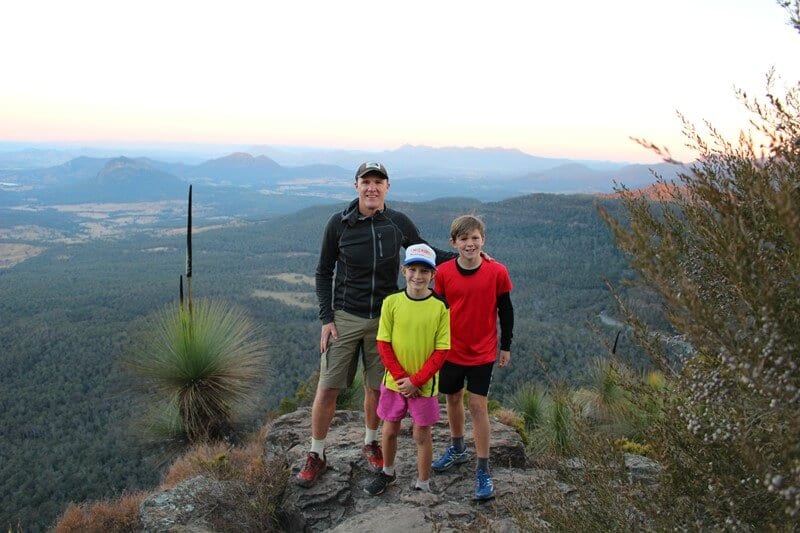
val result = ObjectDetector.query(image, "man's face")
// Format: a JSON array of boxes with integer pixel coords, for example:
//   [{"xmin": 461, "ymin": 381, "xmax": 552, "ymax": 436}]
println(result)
[{"xmin": 355, "ymin": 173, "xmax": 389, "ymax": 215}]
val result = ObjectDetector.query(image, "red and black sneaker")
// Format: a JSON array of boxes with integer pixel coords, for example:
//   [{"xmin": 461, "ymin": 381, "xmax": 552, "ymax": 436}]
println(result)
[
  {"xmin": 297, "ymin": 451, "xmax": 327, "ymax": 487},
  {"xmin": 362, "ymin": 440, "xmax": 384, "ymax": 471}
]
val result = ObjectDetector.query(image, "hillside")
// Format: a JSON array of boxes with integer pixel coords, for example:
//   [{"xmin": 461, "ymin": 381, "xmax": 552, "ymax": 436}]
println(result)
[{"xmin": 0, "ymin": 193, "xmax": 664, "ymax": 530}]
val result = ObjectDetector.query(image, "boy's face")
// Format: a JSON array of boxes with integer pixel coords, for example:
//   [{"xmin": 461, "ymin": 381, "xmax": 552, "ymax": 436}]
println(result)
[
  {"xmin": 452, "ymin": 228, "xmax": 484, "ymax": 259},
  {"xmin": 403, "ymin": 263, "xmax": 434, "ymax": 290}
]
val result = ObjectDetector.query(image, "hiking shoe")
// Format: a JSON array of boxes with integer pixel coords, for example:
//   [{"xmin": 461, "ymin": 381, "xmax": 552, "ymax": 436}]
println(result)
[
  {"xmin": 364, "ymin": 471, "xmax": 397, "ymax": 496},
  {"xmin": 474, "ymin": 468, "xmax": 495, "ymax": 500},
  {"xmin": 431, "ymin": 445, "xmax": 469, "ymax": 472},
  {"xmin": 297, "ymin": 451, "xmax": 326, "ymax": 487},
  {"xmin": 362, "ymin": 440, "xmax": 384, "ymax": 470}
]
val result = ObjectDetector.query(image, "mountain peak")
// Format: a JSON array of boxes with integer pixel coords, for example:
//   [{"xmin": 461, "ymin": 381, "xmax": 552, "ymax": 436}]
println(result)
[{"xmin": 225, "ymin": 152, "xmax": 255, "ymax": 161}]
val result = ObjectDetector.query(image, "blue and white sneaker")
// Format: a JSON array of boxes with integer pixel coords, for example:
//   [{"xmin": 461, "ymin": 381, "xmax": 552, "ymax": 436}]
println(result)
[
  {"xmin": 431, "ymin": 445, "xmax": 469, "ymax": 472},
  {"xmin": 474, "ymin": 468, "xmax": 495, "ymax": 500}
]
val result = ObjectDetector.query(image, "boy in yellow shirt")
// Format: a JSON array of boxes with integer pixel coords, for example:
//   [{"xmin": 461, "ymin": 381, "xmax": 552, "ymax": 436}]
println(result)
[{"xmin": 364, "ymin": 244, "xmax": 450, "ymax": 495}]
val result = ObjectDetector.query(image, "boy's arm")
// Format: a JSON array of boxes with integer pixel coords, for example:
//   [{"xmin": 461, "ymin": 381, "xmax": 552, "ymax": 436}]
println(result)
[
  {"xmin": 410, "ymin": 349, "xmax": 449, "ymax": 388},
  {"xmin": 377, "ymin": 340, "xmax": 409, "ymax": 381},
  {"xmin": 498, "ymin": 292, "xmax": 514, "ymax": 351}
]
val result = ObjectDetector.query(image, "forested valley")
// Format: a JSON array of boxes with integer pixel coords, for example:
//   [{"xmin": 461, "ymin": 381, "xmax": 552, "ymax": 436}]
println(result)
[{"xmin": 0, "ymin": 192, "xmax": 665, "ymax": 530}]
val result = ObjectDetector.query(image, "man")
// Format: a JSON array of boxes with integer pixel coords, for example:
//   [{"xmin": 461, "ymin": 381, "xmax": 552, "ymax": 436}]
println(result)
[{"xmin": 298, "ymin": 161, "xmax": 455, "ymax": 487}]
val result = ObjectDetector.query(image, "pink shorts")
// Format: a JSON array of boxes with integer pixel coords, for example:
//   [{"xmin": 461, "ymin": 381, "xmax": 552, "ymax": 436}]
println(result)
[{"xmin": 377, "ymin": 384, "xmax": 440, "ymax": 427}]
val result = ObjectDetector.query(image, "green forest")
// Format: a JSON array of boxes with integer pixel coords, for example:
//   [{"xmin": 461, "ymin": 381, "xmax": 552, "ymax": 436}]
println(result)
[{"xmin": 0, "ymin": 192, "xmax": 664, "ymax": 530}]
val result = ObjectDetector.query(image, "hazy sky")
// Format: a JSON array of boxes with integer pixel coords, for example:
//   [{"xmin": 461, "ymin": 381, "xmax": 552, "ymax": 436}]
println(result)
[{"xmin": 1, "ymin": 0, "xmax": 798, "ymax": 163}]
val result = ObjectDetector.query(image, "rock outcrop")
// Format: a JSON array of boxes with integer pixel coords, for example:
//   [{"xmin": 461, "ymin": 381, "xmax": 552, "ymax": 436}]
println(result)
[
  {"xmin": 140, "ymin": 405, "xmax": 548, "ymax": 531},
  {"xmin": 140, "ymin": 406, "xmax": 660, "ymax": 531},
  {"xmin": 268, "ymin": 407, "xmax": 541, "ymax": 532}
]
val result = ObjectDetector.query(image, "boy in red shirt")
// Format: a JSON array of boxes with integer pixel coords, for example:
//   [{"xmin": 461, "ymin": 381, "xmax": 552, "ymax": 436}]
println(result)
[{"xmin": 431, "ymin": 215, "xmax": 514, "ymax": 500}]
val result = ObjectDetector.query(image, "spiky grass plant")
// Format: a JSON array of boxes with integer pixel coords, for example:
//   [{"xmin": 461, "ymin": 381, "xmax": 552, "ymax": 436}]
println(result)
[
  {"xmin": 573, "ymin": 357, "xmax": 636, "ymax": 435},
  {"xmin": 529, "ymin": 384, "xmax": 577, "ymax": 458},
  {"xmin": 129, "ymin": 299, "xmax": 267, "ymax": 443},
  {"xmin": 508, "ymin": 383, "xmax": 550, "ymax": 434}
]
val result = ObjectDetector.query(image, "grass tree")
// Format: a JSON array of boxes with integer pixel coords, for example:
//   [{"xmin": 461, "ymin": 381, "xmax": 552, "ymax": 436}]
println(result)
[
  {"xmin": 528, "ymin": 384, "xmax": 576, "ymax": 458},
  {"xmin": 127, "ymin": 185, "xmax": 267, "ymax": 443},
  {"xmin": 508, "ymin": 383, "xmax": 550, "ymax": 434}
]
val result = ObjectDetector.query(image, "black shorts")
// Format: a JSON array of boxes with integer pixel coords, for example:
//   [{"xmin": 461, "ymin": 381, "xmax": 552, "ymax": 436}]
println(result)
[{"xmin": 438, "ymin": 361, "xmax": 494, "ymax": 397}]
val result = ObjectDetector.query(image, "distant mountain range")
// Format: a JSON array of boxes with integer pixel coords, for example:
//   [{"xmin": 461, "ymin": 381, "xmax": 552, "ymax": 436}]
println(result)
[
  {"xmin": 0, "ymin": 144, "xmax": 688, "ymax": 211},
  {"xmin": 248, "ymin": 143, "xmax": 626, "ymax": 175}
]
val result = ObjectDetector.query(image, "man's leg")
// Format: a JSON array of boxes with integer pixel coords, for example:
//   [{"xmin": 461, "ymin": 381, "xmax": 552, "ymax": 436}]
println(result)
[
  {"xmin": 311, "ymin": 385, "xmax": 340, "ymax": 440},
  {"xmin": 299, "ymin": 311, "xmax": 361, "ymax": 487},
  {"xmin": 361, "ymin": 319, "xmax": 385, "ymax": 469},
  {"xmin": 297, "ymin": 384, "xmax": 339, "ymax": 487},
  {"xmin": 364, "ymin": 386, "xmax": 381, "ymax": 432}
]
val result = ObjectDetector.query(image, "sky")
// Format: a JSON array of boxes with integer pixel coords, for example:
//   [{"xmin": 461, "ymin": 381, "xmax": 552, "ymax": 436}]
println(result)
[{"xmin": 1, "ymin": 0, "xmax": 798, "ymax": 163}]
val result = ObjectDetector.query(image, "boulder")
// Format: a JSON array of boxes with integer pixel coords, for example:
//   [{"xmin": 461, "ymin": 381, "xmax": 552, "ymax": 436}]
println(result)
[{"xmin": 269, "ymin": 405, "xmax": 534, "ymax": 532}]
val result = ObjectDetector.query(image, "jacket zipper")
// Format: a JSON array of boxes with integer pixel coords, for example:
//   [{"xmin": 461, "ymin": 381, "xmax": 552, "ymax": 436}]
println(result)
[{"xmin": 370, "ymin": 220, "xmax": 377, "ymax": 318}]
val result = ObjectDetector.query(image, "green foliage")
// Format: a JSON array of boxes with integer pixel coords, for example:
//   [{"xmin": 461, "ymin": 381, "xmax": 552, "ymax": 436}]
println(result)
[
  {"xmin": 613, "ymin": 437, "xmax": 653, "ymax": 457},
  {"xmin": 0, "ymin": 191, "xmax": 647, "ymax": 529},
  {"xmin": 335, "ymin": 371, "xmax": 365, "ymax": 411},
  {"xmin": 529, "ymin": 385, "xmax": 577, "ymax": 457},
  {"xmin": 508, "ymin": 383, "xmax": 550, "ymax": 433},
  {"xmin": 573, "ymin": 357, "xmax": 635, "ymax": 428},
  {"xmin": 592, "ymin": 7, "xmax": 800, "ymax": 527},
  {"xmin": 126, "ymin": 300, "xmax": 268, "ymax": 443}
]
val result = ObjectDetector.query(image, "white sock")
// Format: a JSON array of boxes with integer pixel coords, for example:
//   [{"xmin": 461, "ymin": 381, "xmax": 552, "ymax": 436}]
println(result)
[
  {"xmin": 383, "ymin": 465, "xmax": 396, "ymax": 476},
  {"xmin": 365, "ymin": 427, "xmax": 379, "ymax": 445},
  {"xmin": 415, "ymin": 479, "xmax": 430, "ymax": 492},
  {"xmin": 310, "ymin": 438, "xmax": 325, "ymax": 455}
]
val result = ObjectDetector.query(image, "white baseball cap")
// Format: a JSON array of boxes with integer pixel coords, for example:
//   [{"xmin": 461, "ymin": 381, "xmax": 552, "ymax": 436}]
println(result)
[{"xmin": 403, "ymin": 243, "xmax": 436, "ymax": 268}]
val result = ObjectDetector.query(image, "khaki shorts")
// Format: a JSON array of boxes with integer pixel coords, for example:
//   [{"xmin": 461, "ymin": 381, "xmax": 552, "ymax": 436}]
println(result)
[{"xmin": 319, "ymin": 310, "xmax": 384, "ymax": 390}]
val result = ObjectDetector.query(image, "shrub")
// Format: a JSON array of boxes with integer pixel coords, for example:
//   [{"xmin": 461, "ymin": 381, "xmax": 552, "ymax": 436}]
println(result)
[{"xmin": 593, "ymin": 4, "xmax": 800, "ymax": 526}]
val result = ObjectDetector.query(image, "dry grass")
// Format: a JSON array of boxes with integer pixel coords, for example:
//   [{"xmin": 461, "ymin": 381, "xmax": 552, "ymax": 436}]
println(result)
[
  {"xmin": 163, "ymin": 424, "xmax": 270, "ymax": 487},
  {"xmin": 266, "ymin": 272, "xmax": 314, "ymax": 285},
  {"xmin": 0, "ymin": 243, "xmax": 45, "ymax": 268},
  {"xmin": 251, "ymin": 290, "xmax": 316, "ymax": 309},
  {"xmin": 53, "ymin": 491, "xmax": 147, "ymax": 533},
  {"xmin": 53, "ymin": 424, "xmax": 288, "ymax": 532}
]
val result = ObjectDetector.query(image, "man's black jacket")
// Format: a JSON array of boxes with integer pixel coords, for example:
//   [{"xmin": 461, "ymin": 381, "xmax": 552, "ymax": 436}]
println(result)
[{"xmin": 315, "ymin": 199, "xmax": 453, "ymax": 324}]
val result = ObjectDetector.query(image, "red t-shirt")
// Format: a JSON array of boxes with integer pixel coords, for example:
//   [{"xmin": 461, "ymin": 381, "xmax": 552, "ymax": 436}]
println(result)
[{"xmin": 434, "ymin": 258, "xmax": 513, "ymax": 366}]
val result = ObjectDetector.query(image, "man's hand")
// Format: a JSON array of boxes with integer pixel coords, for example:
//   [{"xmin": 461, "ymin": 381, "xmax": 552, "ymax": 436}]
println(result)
[
  {"xmin": 498, "ymin": 350, "xmax": 511, "ymax": 368},
  {"xmin": 396, "ymin": 377, "xmax": 420, "ymax": 398},
  {"xmin": 320, "ymin": 322, "xmax": 338, "ymax": 353}
]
